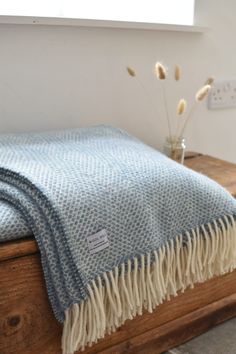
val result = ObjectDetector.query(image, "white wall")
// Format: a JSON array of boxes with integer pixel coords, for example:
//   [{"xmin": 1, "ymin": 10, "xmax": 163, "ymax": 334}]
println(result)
[{"xmin": 0, "ymin": 0, "xmax": 235, "ymax": 162}]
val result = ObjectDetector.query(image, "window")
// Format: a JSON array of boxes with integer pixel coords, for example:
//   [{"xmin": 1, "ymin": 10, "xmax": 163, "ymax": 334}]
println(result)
[{"xmin": 0, "ymin": 0, "xmax": 195, "ymax": 26}]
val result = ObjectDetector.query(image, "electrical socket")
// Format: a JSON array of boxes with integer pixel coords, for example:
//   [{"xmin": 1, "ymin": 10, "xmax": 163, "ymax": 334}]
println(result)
[{"xmin": 208, "ymin": 80, "xmax": 236, "ymax": 109}]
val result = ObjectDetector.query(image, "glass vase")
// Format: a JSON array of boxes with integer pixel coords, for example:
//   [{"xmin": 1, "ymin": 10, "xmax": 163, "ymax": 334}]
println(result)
[{"xmin": 163, "ymin": 136, "xmax": 186, "ymax": 164}]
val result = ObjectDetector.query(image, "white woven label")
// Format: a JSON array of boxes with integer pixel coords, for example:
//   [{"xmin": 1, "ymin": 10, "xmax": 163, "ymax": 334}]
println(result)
[{"xmin": 87, "ymin": 229, "xmax": 109, "ymax": 255}]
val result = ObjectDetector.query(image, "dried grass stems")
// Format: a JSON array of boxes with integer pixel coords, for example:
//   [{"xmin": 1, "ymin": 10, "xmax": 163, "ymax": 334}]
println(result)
[
  {"xmin": 205, "ymin": 77, "xmax": 214, "ymax": 86},
  {"xmin": 175, "ymin": 65, "xmax": 181, "ymax": 81},
  {"xmin": 155, "ymin": 62, "xmax": 167, "ymax": 80},
  {"xmin": 177, "ymin": 99, "xmax": 187, "ymax": 115},
  {"xmin": 126, "ymin": 63, "xmax": 214, "ymax": 151},
  {"xmin": 126, "ymin": 66, "xmax": 160, "ymax": 119},
  {"xmin": 179, "ymin": 84, "xmax": 212, "ymax": 139},
  {"xmin": 196, "ymin": 84, "xmax": 212, "ymax": 101},
  {"xmin": 175, "ymin": 99, "xmax": 187, "ymax": 140},
  {"xmin": 127, "ymin": 67, "xmax": 136, "ymax": 77},
  {"xmin": 155, "ymin": 62, "xmax": 172, "ymax": 139}
]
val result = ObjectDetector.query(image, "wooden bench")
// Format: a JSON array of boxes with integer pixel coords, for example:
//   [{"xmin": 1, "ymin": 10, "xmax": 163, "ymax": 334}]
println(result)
[{"xmin": 1, "ymin": 153, "xmax": 236, "ymax": 354}]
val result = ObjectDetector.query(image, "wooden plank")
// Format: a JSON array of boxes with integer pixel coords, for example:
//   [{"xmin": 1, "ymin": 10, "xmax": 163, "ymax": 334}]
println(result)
[
  {"xmin": 185, "ymin": 155, "xmax": 236, "ymax": 197},
  {"xmin": 0, "ymin": 238, "xmax": 37, "ymax": 262},
  {"xmin": 184, "ymin": 151, "xmax": 202, "ymax": 159},
  {"xmin": 0, "ymin": 254, "xmax": 62, "ymax": 354},
  {"xmin": 100, "ymin": 293, "xmax": 236, "ymax": 354},
  {"xmin": 2, "ymin": 251, "xmax": 236, "ymax": 354}
]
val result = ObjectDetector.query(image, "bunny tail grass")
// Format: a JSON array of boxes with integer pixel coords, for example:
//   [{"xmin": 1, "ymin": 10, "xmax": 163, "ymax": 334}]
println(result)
[{"xmin": 62, "ymin": 214, "xmax": 236, "ymax": 354}]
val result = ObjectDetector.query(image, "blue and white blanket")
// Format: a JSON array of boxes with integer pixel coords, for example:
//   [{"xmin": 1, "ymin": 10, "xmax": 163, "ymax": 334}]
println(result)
[{"xmin": 0, "ymin": 125, "xmax": 236, "ymax": 353}]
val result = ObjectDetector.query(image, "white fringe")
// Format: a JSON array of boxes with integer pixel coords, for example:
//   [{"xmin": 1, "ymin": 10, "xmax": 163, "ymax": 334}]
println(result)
[{"xmin": 62, "ymin": 215, "xmax": 236, "ymax": 354}]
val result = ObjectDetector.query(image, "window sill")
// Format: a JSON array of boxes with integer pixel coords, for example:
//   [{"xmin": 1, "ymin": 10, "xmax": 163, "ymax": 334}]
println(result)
[{"xmin": 0, "ymin": 16, "xmax": 208, "ymax": 33}]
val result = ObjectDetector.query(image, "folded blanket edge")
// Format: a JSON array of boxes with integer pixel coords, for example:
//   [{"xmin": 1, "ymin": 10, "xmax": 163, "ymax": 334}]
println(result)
[{"xmin": 62, "ymin": 214, "xmax": 236, "ymax": 354}]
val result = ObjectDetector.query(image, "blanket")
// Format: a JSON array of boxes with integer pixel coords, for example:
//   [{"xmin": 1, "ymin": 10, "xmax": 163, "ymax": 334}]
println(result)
[
  {"xmin": 0, "ymin": 125, "xmax": 236, "ymax": 353},
  {"xmin": 0, "ymin": 201, "xmax": 31, "ymax": 241}
]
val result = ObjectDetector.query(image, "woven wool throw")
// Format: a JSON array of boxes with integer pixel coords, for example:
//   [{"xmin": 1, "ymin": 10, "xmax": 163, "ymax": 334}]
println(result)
[{"xmin": 0, "ymin": 125, "xmax": 236, "ymax": 353}]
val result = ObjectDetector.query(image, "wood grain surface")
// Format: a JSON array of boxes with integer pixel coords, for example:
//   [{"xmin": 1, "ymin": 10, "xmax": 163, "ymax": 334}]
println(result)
[
  {"xmin": 185, "ymin": 154, "xmax": 236, "ymax": 198},
  {"xmin": 99, "ymin": 293, "xmax": 236, "ymax": 354},
  {"xmin": 1, "ymin": 252, "xmax": 236, "ymax": 354},
  {"xmin": 0, "ymin": 255, "xmax": 62, "ymax": 354},
  {"xmin": 0, "ymin": 238, "xmax": 38, "ymax": 262}
]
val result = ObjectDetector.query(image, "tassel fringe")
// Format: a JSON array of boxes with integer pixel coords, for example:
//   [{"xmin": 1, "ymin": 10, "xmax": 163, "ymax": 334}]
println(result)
[{"xmin": 62, "ymin": 215, "xmax": 236, "ymax": 354}]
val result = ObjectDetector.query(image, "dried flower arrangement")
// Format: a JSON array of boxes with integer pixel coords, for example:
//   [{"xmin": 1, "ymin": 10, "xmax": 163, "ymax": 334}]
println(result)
[{"xmin": 126, "ymin": 63, "xmax": 214, "ymax": 163}]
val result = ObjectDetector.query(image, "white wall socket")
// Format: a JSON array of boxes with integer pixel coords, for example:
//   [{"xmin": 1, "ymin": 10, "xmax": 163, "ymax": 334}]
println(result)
[{"xmin": 208, "ymin": 80, "xmax": 236, "ymax": 109}]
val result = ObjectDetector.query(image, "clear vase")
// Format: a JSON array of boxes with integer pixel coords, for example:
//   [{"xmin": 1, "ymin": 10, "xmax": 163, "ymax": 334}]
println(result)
[{"xmin": 163, "ymin": 136, "xmax": 186, "ymax": 164}]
